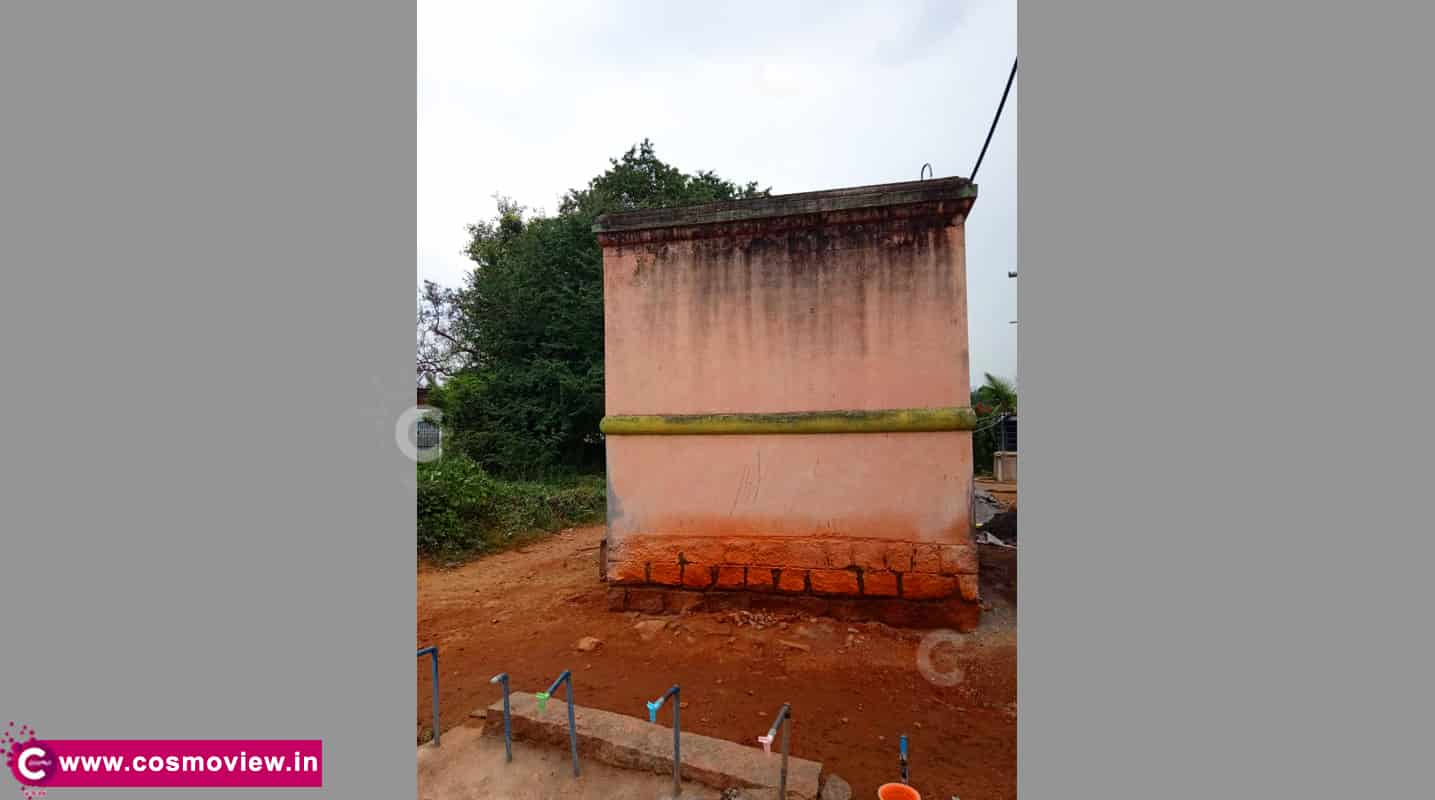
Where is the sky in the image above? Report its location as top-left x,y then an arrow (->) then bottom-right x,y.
418,0 -> 1016,386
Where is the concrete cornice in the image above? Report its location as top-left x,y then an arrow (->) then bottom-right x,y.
593,177 -> 977,240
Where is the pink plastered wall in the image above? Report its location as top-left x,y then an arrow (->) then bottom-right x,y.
606,433 -> 972,543
601,199 -> 975,595
604,224 -> 968,415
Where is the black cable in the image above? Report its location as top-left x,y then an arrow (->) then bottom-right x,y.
971,57 -> 1017,181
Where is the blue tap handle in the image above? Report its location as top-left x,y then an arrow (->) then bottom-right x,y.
646,699 -> 661,723
899,734 -> 908,758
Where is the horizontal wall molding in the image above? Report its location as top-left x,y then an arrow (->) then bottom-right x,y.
594,177 -> 976,234
600,407 -> 977,436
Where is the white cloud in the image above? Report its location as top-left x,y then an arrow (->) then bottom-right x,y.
419,0 -> 1017,384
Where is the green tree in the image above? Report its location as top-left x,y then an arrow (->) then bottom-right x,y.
559,139 -> 766,218
973,372 -> 1017,414
972,373 -> 1017,474
441,141 -> 767,477
416,280 -> 472,383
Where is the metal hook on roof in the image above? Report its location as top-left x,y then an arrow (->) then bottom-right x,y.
920,163 -> 933,180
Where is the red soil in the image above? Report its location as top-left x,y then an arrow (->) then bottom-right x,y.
418,526 -> 1016,799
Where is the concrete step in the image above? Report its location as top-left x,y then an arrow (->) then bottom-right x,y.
483,691 -> 823,800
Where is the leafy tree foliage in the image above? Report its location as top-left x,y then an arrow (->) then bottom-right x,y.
431,140 -> 767,477
972,372 -> 1017,474
559,139 -> 767,218
416,280 -> 471,383
972,372 -> 1017,414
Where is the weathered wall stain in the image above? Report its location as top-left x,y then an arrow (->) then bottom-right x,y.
606,217 -> 967,415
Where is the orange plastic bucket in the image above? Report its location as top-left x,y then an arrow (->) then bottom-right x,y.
877,783 -> 921,800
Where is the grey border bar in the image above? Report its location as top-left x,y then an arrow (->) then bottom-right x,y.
1,2 -> 415,798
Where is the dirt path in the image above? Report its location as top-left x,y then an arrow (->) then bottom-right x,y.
419,526 -> 1016,800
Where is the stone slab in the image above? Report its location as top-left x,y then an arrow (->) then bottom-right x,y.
484,691 -> 822,800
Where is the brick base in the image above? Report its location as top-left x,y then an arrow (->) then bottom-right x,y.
603,534 -> 980,629
605,586 -> 980,631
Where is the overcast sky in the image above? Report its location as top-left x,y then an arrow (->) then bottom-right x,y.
419,0 -> 1016,386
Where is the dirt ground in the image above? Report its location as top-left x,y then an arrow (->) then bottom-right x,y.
418,525 -> 1016,800
974,479 -> 1017,511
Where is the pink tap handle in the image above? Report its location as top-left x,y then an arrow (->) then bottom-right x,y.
757,734 -> 773,754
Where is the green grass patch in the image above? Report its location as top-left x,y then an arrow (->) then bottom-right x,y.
417,454 -> 605,561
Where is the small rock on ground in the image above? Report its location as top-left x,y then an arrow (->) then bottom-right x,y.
575,636 -> 603,652
973,489 -> 1005,526
983,508 -> 1017,543
633,619 -> 669,642
819,773 -> 852,800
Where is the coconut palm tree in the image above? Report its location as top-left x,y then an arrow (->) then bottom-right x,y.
971,373 -> 1016,474
973,373 -> 1017,414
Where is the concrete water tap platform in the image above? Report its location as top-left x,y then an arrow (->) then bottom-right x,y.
482,690 -> 824,800
419,726 -> 734,800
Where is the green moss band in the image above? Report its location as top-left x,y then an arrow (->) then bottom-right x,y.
600,406 -> 978,436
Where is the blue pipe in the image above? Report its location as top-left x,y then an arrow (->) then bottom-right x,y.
646,685 -> 681,799
416,646 -> 439,747
766,703 -> 792,800
540,670 -> 580,777
489,673 -> 511,763
899,733 -> 909,784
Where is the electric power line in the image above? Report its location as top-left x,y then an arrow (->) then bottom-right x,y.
971,58 -> 1017,181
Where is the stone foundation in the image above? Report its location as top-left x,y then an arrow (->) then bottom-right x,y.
606,585 -> 979,631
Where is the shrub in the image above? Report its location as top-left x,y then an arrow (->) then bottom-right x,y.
417,454 -> 605,559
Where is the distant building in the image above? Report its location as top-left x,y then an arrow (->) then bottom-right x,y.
994,414 -> 1017,482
